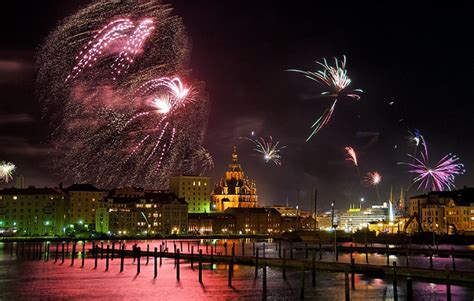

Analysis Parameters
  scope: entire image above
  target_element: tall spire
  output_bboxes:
[232,146,238,164]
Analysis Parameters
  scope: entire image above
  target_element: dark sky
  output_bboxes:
[1,1,473,211]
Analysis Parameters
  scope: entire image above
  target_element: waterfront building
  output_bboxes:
[339,203,388,232]
[169,175,211,213]
[211,147,258,211]
[267,205,298,217]
[407,188,474,234]
[317,210,340,230]
[223,207,280,234]
[64,184,107,229]
[188,213,236,234]
[0,187,66,236]
[101,188,188,236]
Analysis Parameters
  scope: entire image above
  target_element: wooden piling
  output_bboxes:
[81,241,85,268]
[105,245,110,271]
[451,247,456,271]
[210,246,214,270]
[386,244,390,266]
[198,249,203,283]
[263,242,266,259]
[312,249,316,287]
[319,241,322,260]
[335,244,339,261]
[206,241,209,254]
[120,244,125,272]
[54,243,59,263]
[94,245,98,269]
[446,265,451,301]
[262,262,267,300]
[393,262,398,301]
[344,267,350,301]
[405,245,409,267]
[46,243,50,262]
[146,244,150,265]
[300,265,305,299]
[71,242,76,266]
[154,247,158,278]
[255,248,259,278]
[38,242,43,260]
[242,240,245,257]
[61,242,65,264]
[429,246,433,270]
[160,244,163,266]
[253,242,256,256]
[282,249,287,280]
[351,258,355,290]
[406,277,413,301]
[279,242,282,258]
[191,246,194,269]
[100,242,104,259]
[176,249,180,281]
[137,246,141,275]
[111,241,115,261]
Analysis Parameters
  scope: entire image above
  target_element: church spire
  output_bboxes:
[232,146,238,164]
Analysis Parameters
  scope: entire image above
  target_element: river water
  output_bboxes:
[0,239,473,300]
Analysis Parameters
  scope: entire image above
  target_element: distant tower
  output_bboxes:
[398,186,405,211]
[15,175,25,189]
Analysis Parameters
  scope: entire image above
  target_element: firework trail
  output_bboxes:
[37,0,210,188]
[344,146,358,167]
[399,135,465,191]
[288,55,363,141]
[242,136,286,166]
[0,161,15,183]
[364,171,382,203]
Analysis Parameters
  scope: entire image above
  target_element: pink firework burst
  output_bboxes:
[66,18,155,81]
[344,146,358,167]
[399,136,465,191]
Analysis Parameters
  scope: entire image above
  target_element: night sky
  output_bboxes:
[1,1,473,211]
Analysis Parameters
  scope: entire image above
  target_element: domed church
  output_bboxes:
[211,147,258,211]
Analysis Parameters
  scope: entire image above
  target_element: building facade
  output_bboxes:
[188,213,236,235]
[65,184,107,229]
[224,207,281,234]
[169,175,211,213]
[212,147,258,211]
[0,187,67,236]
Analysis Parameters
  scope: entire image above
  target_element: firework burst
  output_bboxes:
[242,136,286,166]
[399,136,465,191]
[37,0,209,188]
[344,146,358,167]
[365,171,382,203]
[0,161,16,183]
[288,55,363,141]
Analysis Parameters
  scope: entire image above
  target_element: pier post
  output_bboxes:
[282,249,287,280]
[429,247,433,270]
[224,242,227,256]
[263,242,266,259]
[111,241,115,260]
[154,247,158,278]
[94,245,98,269]
[198,249,203,283]
[38,242,43,260]
[451,248,456,271]
[54,243,59,263]
[319,241,322,260]
[159,244,162,266]
[446,265,451,301]
[279,242,282,258]
[290,241,293,259]
[350,244,353,263]
[180,241,183,252]
[120,244,125,272]
[210,246,214,270]
[393,262,398,301]
[71,241,76,266]
[406,277,413,301]
[100,242,104,259]
[191,246,194,269]
[263,262,267,299]
[351,258,355,290]
[176,249,180,281]
[405,245,409,267]
[61,242,65,264]
[80,241,85,267]
[386,244,389,266]
[300,265,305,299]
[344,267,350,301]
[255,248,259,278]
[188,240,190,252]
[335,244,339,261]
[253,242,255,256]
[105,245,110,271]
[146,244,150,265]
[136,246,141,275]
[46,243,50,262]
[312,249,316,287]
[242,240,245,257]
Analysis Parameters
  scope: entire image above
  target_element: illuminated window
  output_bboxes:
[13,196,17,200]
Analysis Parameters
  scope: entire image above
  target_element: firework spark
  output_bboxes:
[408,128,422,146]
[37,0,210,188]
[344,146,358,167]
[243,136,286,166]
[0,161,16,183]
[399,136,465,191]
[365,171,382,186]
[288,55,363,141]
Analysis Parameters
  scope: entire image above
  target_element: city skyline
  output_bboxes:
[1,1,474,211]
